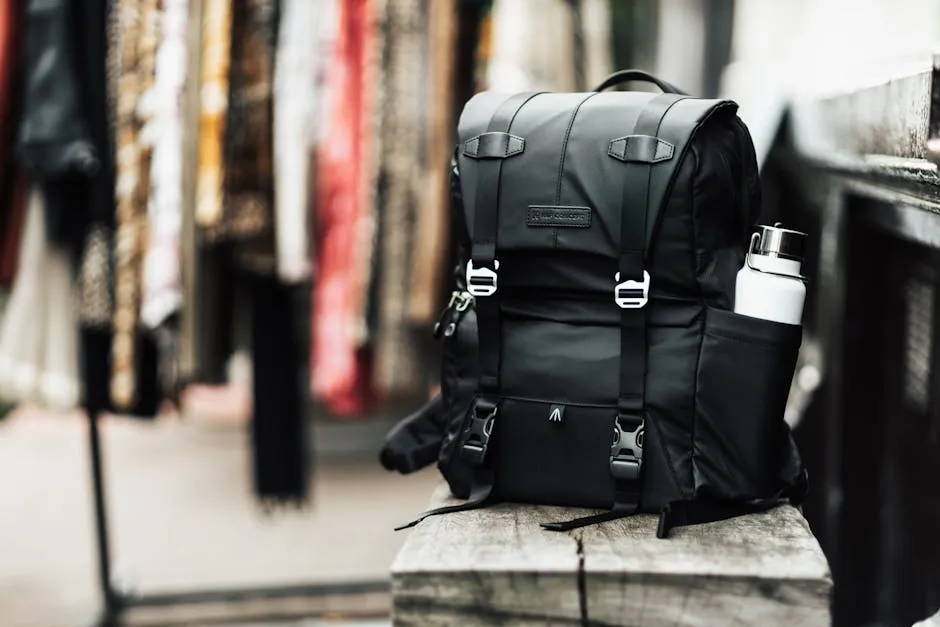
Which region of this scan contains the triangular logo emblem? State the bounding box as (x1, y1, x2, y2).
(548, 405, 564, 423)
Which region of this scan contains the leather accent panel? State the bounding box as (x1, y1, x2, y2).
(463, 131, 525, 159)
(526, 205, 592, 228)
(607, 134, 675, 163)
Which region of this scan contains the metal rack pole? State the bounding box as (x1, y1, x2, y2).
(85, 408, 387, 626)
(87, 408, 121, 625)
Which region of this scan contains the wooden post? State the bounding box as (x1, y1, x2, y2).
(391, 485, 832, 626)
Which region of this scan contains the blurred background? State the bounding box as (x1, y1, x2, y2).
(1, 0, 940, 625)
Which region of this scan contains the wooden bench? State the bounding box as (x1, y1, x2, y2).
(391, 485, 832, 626)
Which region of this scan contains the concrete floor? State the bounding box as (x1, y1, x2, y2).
(0, 408, 439, 627)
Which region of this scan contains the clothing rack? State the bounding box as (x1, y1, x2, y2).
(85, 407, 388, 626)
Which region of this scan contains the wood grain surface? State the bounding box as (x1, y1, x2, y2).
(391, 484, 832, 626)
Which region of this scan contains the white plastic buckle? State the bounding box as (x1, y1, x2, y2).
(614, 270, 650, 309)
(467, 259, 500, 297)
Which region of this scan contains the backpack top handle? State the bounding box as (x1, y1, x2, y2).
(594, 69, 688, 96)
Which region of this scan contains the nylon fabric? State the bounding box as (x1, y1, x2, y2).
(384, 72, 808, 537)
(471, 92, 541, 396)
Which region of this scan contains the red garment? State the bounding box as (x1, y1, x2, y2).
(311, 0, 377, 416)
(0, 0, 24, 281)
(0, 0, 20, 151)
(0, 171, 27, 285)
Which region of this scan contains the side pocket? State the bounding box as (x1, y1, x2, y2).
(436, 300, 480, 499)
(693, 306, 802, 500)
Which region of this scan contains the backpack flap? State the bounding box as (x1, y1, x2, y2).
(456, 92, 737, 268)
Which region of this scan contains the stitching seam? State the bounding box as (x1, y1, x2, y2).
(553, 93, 597, 247)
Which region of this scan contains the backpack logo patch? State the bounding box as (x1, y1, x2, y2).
(548, 405, 565, 424)
(527, 206, 592, 228)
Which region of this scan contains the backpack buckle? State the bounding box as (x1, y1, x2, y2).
(467, 260, 500, 297)
(461, 401, 498, 465)
(610, 415, 644, 482)
(614, 270, 650, 309)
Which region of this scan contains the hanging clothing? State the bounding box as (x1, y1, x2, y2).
(140, 0, 189, 329)
(250, 273, 309, 503)
(195, 0, 233, 230)
(110, 0, 161, 410)
(347, 0, 382, 349)
(406, 0, 457, 326)
(0, 172, 27, 286)
(372, 0, 428, 398)
(272, 0, 318, 284)
(0, 187, 80, 411)
(212, 0, 279, 273)
(0, 0, 21, 161)
(580, 0, 613, 89)
(311, 0, 378, 415)
(12, 0, 122, 416)
(17, 0, 100, 251)
(484, 0, 576, 92)
(0, 0, 24, 255)
(76, 0, 121, 335)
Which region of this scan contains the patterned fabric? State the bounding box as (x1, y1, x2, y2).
(372, 0, 428, 397)
(77, 0, 121, 330)
(207, 0, 278, 265)
(77, 224, 114, 328)
(110, 0, 160, 410)
(140, 0, 188, 328)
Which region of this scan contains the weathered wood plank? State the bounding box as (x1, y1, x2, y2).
(391, 485, 582, 626)
(578, 507, 831, 626)
(391, 484, 832, 626)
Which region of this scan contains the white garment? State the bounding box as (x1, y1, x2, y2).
(0, 188, 80, 411)
(486, 0, 576, 92)
(140, 0, 188, 328)
(273, 0, 338, 283)
(485, 0, 612, 93)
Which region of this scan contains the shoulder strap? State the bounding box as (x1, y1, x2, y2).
(613, 92, 686, 491)
(542, 94, 684, 532)
(463, 91, 541, 463)
(394, 92, 541, 532)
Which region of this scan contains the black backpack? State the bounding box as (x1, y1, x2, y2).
(381, 70, 807, 537)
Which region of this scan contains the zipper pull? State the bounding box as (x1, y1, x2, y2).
(432, 292, 459, 339)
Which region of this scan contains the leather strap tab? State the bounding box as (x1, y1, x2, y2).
(608, 134, 675, 163)
(463, 132, 526, 159)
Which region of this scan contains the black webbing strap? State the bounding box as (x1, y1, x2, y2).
(394, 467, 495, 531)
(462, 91, 541, 469)
(656, 495, 783, 539)
(395, 93, 540, 532)
(470, 91, 541, 395)
(542, 93, 686, 533)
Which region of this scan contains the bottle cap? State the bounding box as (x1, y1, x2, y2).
(752, 223, 807, 262)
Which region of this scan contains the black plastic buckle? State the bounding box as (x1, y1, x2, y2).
(610, 414, 644, 482)
(461, 401, 498, 466)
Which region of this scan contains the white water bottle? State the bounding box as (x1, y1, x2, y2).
(734, 224, 807, 325)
